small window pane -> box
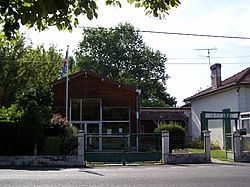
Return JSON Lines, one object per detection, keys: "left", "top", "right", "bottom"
{"left": 71, "top": 99, "right": 80, "bottom": 121}
{"left": 242, "top": 119, "right": 250, "bottom": 134}
{"left": 82, "top": 99, "right": 100, "bottom": 120}
{"left": 103, "top": 108, "right": 129, "bottom": 121}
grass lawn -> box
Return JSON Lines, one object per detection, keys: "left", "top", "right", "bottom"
{"left": 186, "top": 148, "right": 231, "bottom": 162}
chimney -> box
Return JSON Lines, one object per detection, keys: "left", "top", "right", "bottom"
{"left": 210, "top": 63, "right": 222, "bottom": 89}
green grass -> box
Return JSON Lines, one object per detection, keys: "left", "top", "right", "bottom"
{"left": 210, "top": 150, "right": 226, "bottom": 160}
{"left": 186, "top": 148, "right": 232, "bottom": 162}
{"left": 185, "top": 148, "right": 204, "bottom": 153}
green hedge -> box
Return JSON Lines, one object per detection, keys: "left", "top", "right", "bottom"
{"left": 155, "top": 121, "right": 185, "bottom": 151}
{"left": 42, "top": 136, "right": 62, "bottom": 155}
{"left": 0, "top": 120, "right": 19, "bottom": 155}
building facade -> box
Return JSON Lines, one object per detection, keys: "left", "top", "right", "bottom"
{"left": 184, "top": 64, "right": 250, "bottom": 148}
{"left": 52, "top": 70, "right": 140, "bottom": 150}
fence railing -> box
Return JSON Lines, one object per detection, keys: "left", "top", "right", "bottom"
{"left": 84, "top": 133, "right": 161, "bottom": 152}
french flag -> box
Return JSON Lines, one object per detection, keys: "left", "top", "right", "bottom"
{"left": 61, "top": 47, "right": 69, "bottom": 78}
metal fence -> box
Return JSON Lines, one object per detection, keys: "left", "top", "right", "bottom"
{"left": 84, "top": 133, "right": 161, "bottom": 152}
{"left": 84, "top": 133, "right": 162, "bottom": 164}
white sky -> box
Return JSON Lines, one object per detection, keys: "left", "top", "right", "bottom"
{"left": 22, "top": 0, "right": 250, "bottom": 106}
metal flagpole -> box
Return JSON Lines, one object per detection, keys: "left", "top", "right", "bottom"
{"left": 65, "top": 45, "right": 69, "bottom": 120}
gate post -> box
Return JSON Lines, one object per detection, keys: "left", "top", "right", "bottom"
{"left": 233, "top": 130, "right": 241, "bottom": 162}
{"left": 162, "top": 131, "right": 170, "bottom": 164}
{"left": 203, "top": 130, "right": 211, "bottom": 162}
{"left": 78, "top": 130, "right": 85, "bottom": 166}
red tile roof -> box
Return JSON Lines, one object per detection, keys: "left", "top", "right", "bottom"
{"left": 52, "top": 69, "right": 136, "bottom": 93}
{"left": 140, "top": 107, "right": 190, "bottom": 121}
{"left": 184, "top": 67, "right": 250, "bottom": 102}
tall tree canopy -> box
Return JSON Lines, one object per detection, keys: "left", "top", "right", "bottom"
{"left": 0, "top": 0, "right": 181, "bottom": 39}
{"left": 75, "top": 23, "right": 176, "bottom": 107}
{"left": 0, "top": 33, "right": 63, "bottom": 108}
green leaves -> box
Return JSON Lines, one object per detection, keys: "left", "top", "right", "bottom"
{"left": 1, "top": 0, "right": 181, "bottom": 39}
{"left": 75, "top": 23, "right": 177, "bottom": 107}
{"left": 0, "top": 34, "right": 62, "bottom": 108}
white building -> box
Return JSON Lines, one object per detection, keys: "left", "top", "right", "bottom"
{"left": 184, "top": 64, "right": 250, "bottom": 149}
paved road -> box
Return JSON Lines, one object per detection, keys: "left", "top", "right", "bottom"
{"left": 1, "top": 162, "right": 250, "bottom": 187}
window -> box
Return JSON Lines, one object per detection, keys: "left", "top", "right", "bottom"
{"left": 102, "top": 107, "right": 129, "bottom": 121}
{"left": 82, "top": 99, "right": 100, "bottom": 120}
{"left": 71, "top": 99, "right": 81, "bottom": 121}
{"left": 242, "top": 119, "right": 250, "bottom": 134}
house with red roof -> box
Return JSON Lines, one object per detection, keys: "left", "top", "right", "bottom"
{"left": 52, "top": 70, "right": 192, "bottom": 150}
{"left": 52, "top": 70, "right": 139, "bottom": 150}
{"left": 140, "top": 107, "right": 191, "bottom": 139}
{"left": 184, "top": 64, "right": 250, "bottom": 148}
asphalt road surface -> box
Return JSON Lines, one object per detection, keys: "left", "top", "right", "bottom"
{"left": 1, "top": 162, "right": 250, "bottom": 187}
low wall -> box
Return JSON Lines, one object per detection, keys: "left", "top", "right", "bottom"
{"left": 165, "top": 153, "right": 209, "bottom": 164}
{"left": 0, "top": 155, "right": 85, "bottom": 167}
{"left": 240, "top": 152, "right": 250, "bottom": 162}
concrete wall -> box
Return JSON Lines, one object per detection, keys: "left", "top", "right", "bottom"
{"left": 162, "top": 131, "right": 211, "bottom": 164}
{"left": 240, "top": 152, "right": 250, "bottom": 162}
{"left": 165, "top": 153, "right": 208, "bottom": 164}
{"left": 0, "top": 156, "right": 84, "bottom": 167}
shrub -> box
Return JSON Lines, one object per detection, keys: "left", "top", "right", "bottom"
{"left": 18, "top": 100, "right": 44, "bottom": 155}
{"left": 185, "top": 138, "right": 221, "bottom": 150}
{"left": 42, "top": 136, "right": 62, "bottom": 155}
{"left": 0, "top": 104, "right": 23, "bottom": 122}
{"left": 185, "top": 138, "right": 204, "bottom": 149}
{"left": 211, "top": 141, "right": 220, "bottom": 150}
{"left": 45, "top": 113, "right": 70, "bottom": 136}
{"left": 155, "top": 121, "right": 185, "bottom": 151}
{"left": 44, "top": 113, "right": 78, "bottom": 155}
{"left": 0, "top": 121, "right": 19, "bottom": 155}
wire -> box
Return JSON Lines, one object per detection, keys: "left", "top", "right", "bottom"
{"left": 138, "top": 30, "right": 250, "bottom": 40}
{"left": 78, "top": 26, "right": 250, "bottom": 40}
{"left": 168, "top": 55, "right": 250, "bottom": 60}
{"left": 165, "top": 62, "right": 250, "bottom": 65}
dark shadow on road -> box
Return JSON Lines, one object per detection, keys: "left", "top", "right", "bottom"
{"left": 0, "top": 165, "right": 90, "bottom": 171}
{"left": 79, "top": 169, "right": 104, "bottom": 176}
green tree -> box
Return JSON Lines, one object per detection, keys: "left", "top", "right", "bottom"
{"left": 18, "top": 100, "right": 44, "bottom": 155}
{"left": 75, "top": 23, "right": 176, "bottom": 106}
{"left": 0, "top": 34, "right": 28, "bottom": 107}
{"left": 0, "top": 0, "right": 181, "bottom": 39}
{"left": 16, "top": 44, "right": 63, "bottom": 123}
{"left": 0, "top": 33, "right": 63, "bottom": 123}
{"left": 16, "top": 44, "right": 62, "bottom": 107}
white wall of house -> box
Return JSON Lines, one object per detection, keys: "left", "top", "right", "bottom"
{"left": 190, "top": 87, "right": 240, "bottom": 149}
{"left": 238, "top": 85, "right": 250, "bottom": 112}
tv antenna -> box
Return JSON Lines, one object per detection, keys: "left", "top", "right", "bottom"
{"left": 194, "top": 48, "right": 217, "bottom": 67}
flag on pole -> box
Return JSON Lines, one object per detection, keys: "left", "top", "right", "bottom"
{"left": 61, "top": 47, "right": 69, "bottom": 78}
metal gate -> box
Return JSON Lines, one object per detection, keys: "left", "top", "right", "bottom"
{"left": 225, "top": 133, "right": 234, "bottom": 160}
{"left": 84, "top": 133, "right": 161, "bottom": 164}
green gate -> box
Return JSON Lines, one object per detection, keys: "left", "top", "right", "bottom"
{"left": 85, "top": 133, "right": 161, "bottom": 165}
{"left": 225, "top": 133, "right": 234, "bottom": 160}
{"left": 200, "top": 109, "right": 240, "bottom": 160}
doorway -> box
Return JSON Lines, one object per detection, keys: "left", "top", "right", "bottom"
{"left": 84, "top": 123, "right": 102, "bottom": 150}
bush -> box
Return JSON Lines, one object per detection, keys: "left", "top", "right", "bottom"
{"left": 185, "top": 138, "right": 204, "bottom": 149}
{"left": 42, "top": 136, "right": 62, "bottom": 155}
{"left": 211, "top": 141, "right": 220, "bottom": 150}
{"left": 44, "top": 113, "right": 78, "bottom": 155}
{"left": 155, "top": 121, "right": 185, "bottom": 151}
{"left": 0, "top": 121, "right": 19, "bottom": 155}
{"left": 18, "top": 100, "right": 44, "bottom": 155}
{"left": 0, "top": 104, "right": 23, "bottom": 122}
{"left": 185, "top": 138, "right": 221, "bottom": 150}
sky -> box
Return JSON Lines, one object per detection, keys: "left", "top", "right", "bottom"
{"left": 22, "top": 0, "right": 250, "bottom": 106}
